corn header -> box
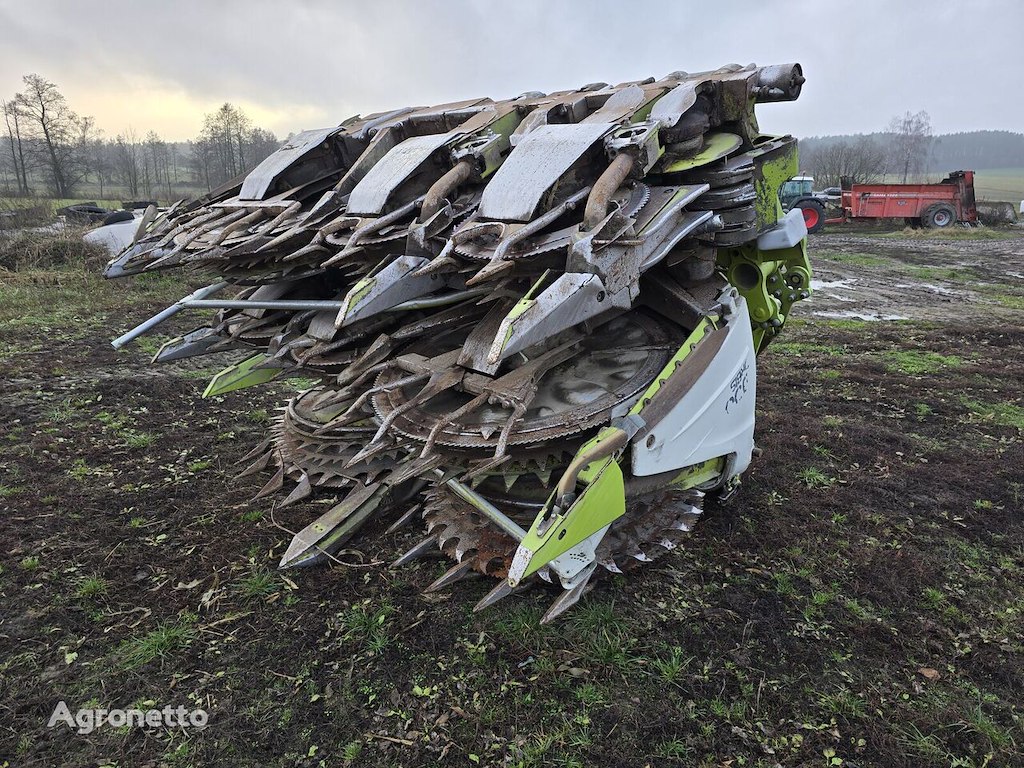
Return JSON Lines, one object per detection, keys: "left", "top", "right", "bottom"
{"left": 106, "top": 63, "right": 811, "bottom": 621}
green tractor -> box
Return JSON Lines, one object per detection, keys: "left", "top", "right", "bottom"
{"left": 779, "top": 175, "right": 827, "bottom": 233}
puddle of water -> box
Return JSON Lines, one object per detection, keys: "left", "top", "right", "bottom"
{"left": 810, "top": 278, "right": 860, "bottom": 303}
{"left": 814, "top": 310, "right": 907, "bottom": 322}
{"left": 894, "top": 282, "right": 957, "bottom": 296}
{"left": 811, "top": 278, "right": 857, "bottom": 290}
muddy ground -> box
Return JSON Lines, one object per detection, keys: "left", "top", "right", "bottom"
{"left": 1, "top": 230, "right": 1022, "bottom": 767}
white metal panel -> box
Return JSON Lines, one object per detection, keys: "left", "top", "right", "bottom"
{"left": 631, "top": 297, "right": 756, "bottom": 477}
{"left": 239, "top": 127, "right": 337, "bottom": 201}
{"left": 478, "top": 122, "right": 615, "bottom": 222}
{"left": 757, "top": 207, "right": 807, "bottom": 251}
{"left": 346, "top": 133, "right": 453, "bottom": 215}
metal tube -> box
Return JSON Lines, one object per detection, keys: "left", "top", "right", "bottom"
{"left": 493, "top": 187, "right": 590, "bottom": 261}
{"left": 555, "top": 428, "right": 628, "bottom": 501}
{"left": 421, "top": 160, "right": 473, "bottom": 220}
{"left": 389, "top": 288, "right": 488, "bottom": 310}
{"left": 754, "top": 63, "right": 804, "bottom": 102}
{"left": 583, "top": 153, "right": 635, "bottom": 230}
{"left": 111, "top": 281, "right": 229, "bottom": 349}
{"left": 187, "top": 299, "right": 345, "bottom": 311}
{"left": 182, "top": 288, "right": 489, "bottom": 314}
{"left": 444, "top": 477, "right": 527, "bottom": 541}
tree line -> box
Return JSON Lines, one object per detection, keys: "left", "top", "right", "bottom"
{"left": 801, "top": 114, "right": 1024, "bottom": 189}
{"left": 2, "top": 74, "right": 280, "bottom": 202}
{"left": 799, "top": 111, "right": 936, "bottom": 189}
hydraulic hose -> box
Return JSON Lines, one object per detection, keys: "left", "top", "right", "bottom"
{"left": 420, "top": 160, "right": 473, "bottom": 221}
{"left": 583, "top": 153, "right": 635, "bottom": 230}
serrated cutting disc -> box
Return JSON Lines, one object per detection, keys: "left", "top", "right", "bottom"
{"left": 372, "top": 311, "right": 679, "bottom": 451}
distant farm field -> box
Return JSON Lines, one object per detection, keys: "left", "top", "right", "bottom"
{"left": 970, "top": 168, "right": 1024, "bottom": 203}
{"left": 881, "top": 169, "right": 1024, "bottom": 203}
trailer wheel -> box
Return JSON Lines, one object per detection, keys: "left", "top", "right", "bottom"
{"left": 922, "top": 203, "right": 957, "bottom": 229}
{"left": 796, "top": 199, "right": 826, "bottom": 233}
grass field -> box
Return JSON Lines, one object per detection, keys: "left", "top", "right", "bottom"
{"left": 1, "top": 180, "right": 210, "bottom": 213}
{"left": 1, "top": 197, "right": 127, "bottom": 213}
{"left": 0, "top": 233, "right": 1022, "bottom": 767}
{"left": 881, "top": 169, "right": 1024, "bottom": 203}
{"left": 970, "top": 168, "right": 1024, "bottom": 203}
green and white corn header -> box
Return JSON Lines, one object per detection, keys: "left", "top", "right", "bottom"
{"left": 106, "top": 63, "right": 812, "bottom": 621}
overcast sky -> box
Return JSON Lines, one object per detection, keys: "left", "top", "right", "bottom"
{"left": 1, "top": 0, "right": 1020, "bottom": 142}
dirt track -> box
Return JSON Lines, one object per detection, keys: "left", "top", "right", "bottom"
{"left": 1, "top": 233, "right": 1022, "bottom": 767}
{"left": 807, "top": 231, "right": 1024, "bottom": 322}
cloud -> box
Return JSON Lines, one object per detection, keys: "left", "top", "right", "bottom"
{"left": 0, "top": 0, "right": 1021, "bottom": 140}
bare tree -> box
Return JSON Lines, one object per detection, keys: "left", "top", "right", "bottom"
{"left": 191, "top": 103, "right": 277, "bottom": 190}
{"left": 144, "top": 131, "right": 175, "bottom": 201}
{"left": 167, "top": 142, "right": 179, "bottom": 198}
{"left": 805, "top": 135, "right": 888, "bottom": 188}
{"left": 15, "top": 74, "right": 94, "bottom": 197}
{"left": 88, "top": 135, "right": 115, "bottom": 199}
{"left": 887, "top": 110, "right": 932, "bottom": 183}
{"left": 248, "top": 127, "right": 279, "bottom": 167}
{"left": 2, "top": 99, "right": 31, "bottom": 195}
{"left": 113, "top": 129, "right": 142, "bottom": 197}
{"left": 188, "top": 137, "right": 213, "bottom": 192}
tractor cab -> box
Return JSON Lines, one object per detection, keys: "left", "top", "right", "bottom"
{"left": 779, "top": 176, "right": 814, "bottom": 210}
{"left": 778, "top": 175, "right": 826, "bottom": 233}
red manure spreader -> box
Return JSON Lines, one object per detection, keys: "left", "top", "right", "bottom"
{"left": 783, "top": 171, "right": 978, "bottom": 233}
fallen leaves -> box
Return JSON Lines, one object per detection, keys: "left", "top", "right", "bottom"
{"left": 917, "top": 666, "right": 941, "bottom": 681}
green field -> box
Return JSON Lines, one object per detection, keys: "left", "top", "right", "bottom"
{"left": 1, "top": 182, "right": 208, "bottom": 214}
{"left": 970, "top": 168, "right": 1024, "bottom": 202}
{"left": 2, "top": 229, "right": 1023, "bottom": 768}
{"left": 882, "top": 169, "right": 1024, "bottom": 203}
{"left": 5, "top": 169, "right": 1023, "bottom": 217}
{"left": 0, "top": 197, "right": 127, "bottom": 215}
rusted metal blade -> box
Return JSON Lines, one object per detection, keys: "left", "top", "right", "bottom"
{"left": 279, "top": 481, "right": 384, "bottom": 568}
{"left": 462, "top": 453, "right": 512, "bottom": 481}
{"left": 254, "top": 222, "right": 309, "bottom": 253}
{"left": 464, "top": 258, "right": 514, "bottom": 286}
{"left": 424, "top": 558, "right": 478, "bottom": 593}
{"left": 387, "top": 455, "right": 444, "bottom": 486}
{"left": 279, "top": 474, "right": 312, "bottom": 507}
{"left": 152, "top": 326, "right": 224, "bottom": 362}
{"left": 420, "top": 392, "right": 488, "bottom": 458}
{"left": 411, "top": 252, "right": 458, "bottom": 278}
{"left": 281, "top": 237, "right": 330, "bottom": 263}
{"left": 211, "top": 209, "right": 266, "bottom": 245}
{"left": 237, "top": 438, "right": 272, "bottom": 465}
{"left": 540, "top": 566, "right": 597, "bottom": 624}
{"left": 345, "top": 439, "right": 397, "bottom": 469}
{"left": 326, "top": 370, "right": 431, "bottom": 432}
{"left": 472, "top": 579, "right": 516, "bottom": 613}
{"left": 384, "top": 504, "right": 422, "bottom": 535}
{"left": 391, "top": 536, "right": 441, "bottom": 568}
{"left": 235, "top": 450, "right": 274, "bottom": 479}
{"left": 253, "top": 464, "right": 285, "bottom": 499}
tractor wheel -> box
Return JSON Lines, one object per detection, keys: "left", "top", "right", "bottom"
{"left": 922, "top": 203, "right": 957, "bottom": 229}
{"left": 796, "top": 199, "right": 826, "bottom": 233}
